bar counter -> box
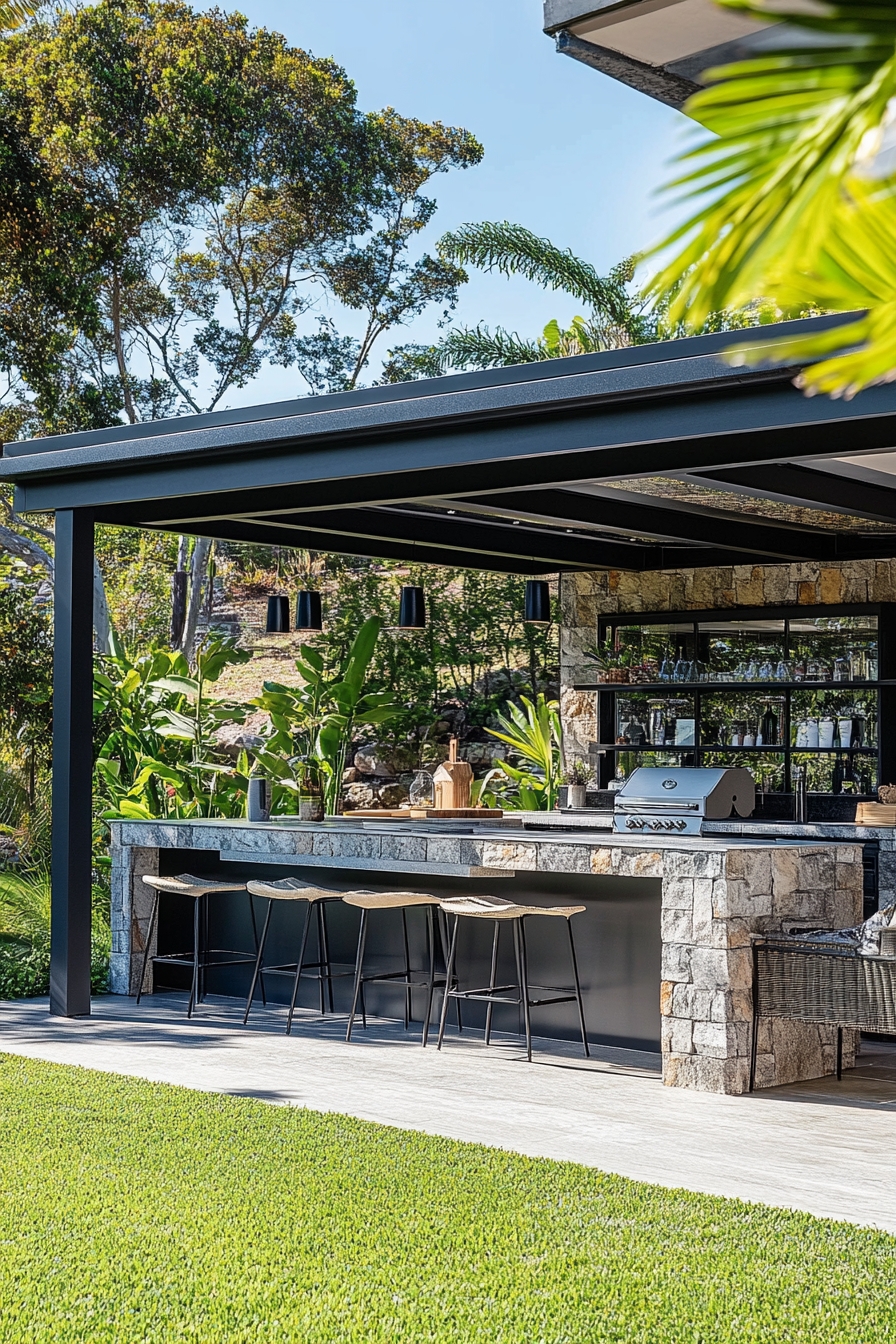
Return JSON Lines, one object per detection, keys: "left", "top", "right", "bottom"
{"left": 109, "top": 815, "right": 864, "bottom": 1095}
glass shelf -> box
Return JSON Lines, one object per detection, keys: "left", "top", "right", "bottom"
{"left": 574, "top": 680, "right": 887, "bottom": 693}
{"left": 592, "top": 605, "right": 887, "bottom": 796}
{"left": 593, "top": 744, "right": 877, "bottom": 753}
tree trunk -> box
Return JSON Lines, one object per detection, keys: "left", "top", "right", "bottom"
{"left": 92, "top": 556, "right": 113, "bottom": 654}
{"left": 170, "top": 535, "right": 188, "bottom": 646}
{"left": 178, "top": 535, "right": 211, "bottom": 659}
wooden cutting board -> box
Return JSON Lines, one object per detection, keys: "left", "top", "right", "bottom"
{"left": 856, "top": 802, "right": 896, "bottom": 825}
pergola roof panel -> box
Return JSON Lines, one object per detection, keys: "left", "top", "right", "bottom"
{"left": 6, "top": 316, "right": 896, "bottom": 576}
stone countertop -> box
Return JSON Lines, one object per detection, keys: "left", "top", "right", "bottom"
{"left": 108, "top": 818, "right": 848, "bottom": 885}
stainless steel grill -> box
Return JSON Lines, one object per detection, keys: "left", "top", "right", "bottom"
{"left": 612, "top": 767, "right": 755, "bottom": 836}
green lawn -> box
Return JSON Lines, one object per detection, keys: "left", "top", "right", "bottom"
{"left": 1, "top": 1055, "right": 894, "bottom": 1342}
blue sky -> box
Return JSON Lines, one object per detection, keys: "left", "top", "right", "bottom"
{"left": 231, "top": 0, "right": 691, "bottom": 403}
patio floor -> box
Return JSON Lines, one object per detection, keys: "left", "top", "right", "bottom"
{"left": 2, "top": 993, "right": 895, "bottom": 1233}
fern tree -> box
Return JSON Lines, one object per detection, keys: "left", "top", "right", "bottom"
{"left": 649, "top": 0, "right": 896, "bottom": 398}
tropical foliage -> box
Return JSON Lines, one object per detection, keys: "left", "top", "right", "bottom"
{"left": 94, "top": 638, "right": 253, "bottom": 820}
{"left": 383, "top": 220, "right": 771, "bottom": 379}
{"left": 252, "top": 618, "right": 401, "bottom": 816}
{"left": 480, "top": 694, "right": 564, "bottom": 811}
{"left": 649, "top": 0, "right": 896, "bottom": 398}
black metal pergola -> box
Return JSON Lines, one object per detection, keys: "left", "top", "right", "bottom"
{"left": 7, "top": 314, "right": 896, "bottom": 1016}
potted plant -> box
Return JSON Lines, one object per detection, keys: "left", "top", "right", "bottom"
{"left": 562, "top": 758, "right": 594, "bottom": 809}
{"left": 297, "top": 757, "right": 325, "bottom": 822}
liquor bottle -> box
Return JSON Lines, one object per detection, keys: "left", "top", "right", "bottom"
{"left": 758, "top": 703, "right": 778, "bottom": 747}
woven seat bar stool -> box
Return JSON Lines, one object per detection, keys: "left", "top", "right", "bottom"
{"left": 436, "top": 895, "right": 589, "bottom": 1062}
{"left": 244, "top": 879, "right": 354, "bottom": 1032}
{"left": 342, "top": 890, "right": 455, "bottom": 1045}
{"left": 136, "top": 873, "right": 257, "bottom": 1018}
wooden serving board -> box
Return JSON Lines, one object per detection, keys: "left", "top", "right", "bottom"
{"left": 856, "top": 802, "right": 896, "bottom": 825}
{"left": 409, "top": 808, "right": 503, "bottom": 819}
{"left": 341, "top": 808, "right": 503, "bottom": 820}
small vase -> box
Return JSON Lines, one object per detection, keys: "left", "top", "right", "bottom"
{"left": 566, "top": 784, "right": 587, "bottom": 809}
{"left": 247, "top": 777, "right": 271, "bottom": 822}
{"left": 298, "top": 796, "right": 325, "bottom": 822}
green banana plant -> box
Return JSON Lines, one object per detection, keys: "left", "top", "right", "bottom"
{"left": 95, "top": 637, "right": 252, "bottom": 819}
{"left": 483, "top": 694, "right": 563, "bottom": 811}
{"left": 252, "top": 617, "right": 400, "bottom": 815}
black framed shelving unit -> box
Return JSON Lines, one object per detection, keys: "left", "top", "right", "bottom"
{"left": 575, "top": 604, "right": 896, "bottom": 798}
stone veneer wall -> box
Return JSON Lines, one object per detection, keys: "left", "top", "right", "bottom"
{"left": 559, "top": 558, "right": 896, "bottom": 759}
{"left": 110, "top": 820, "right": 863, "bottom": 1095}
{"left": 659, "top": 841, "right": 862, "bottom": 1093}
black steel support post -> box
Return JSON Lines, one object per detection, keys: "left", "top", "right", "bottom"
{"left": 50, "top": 509, "right": 95, "bottom": 1017}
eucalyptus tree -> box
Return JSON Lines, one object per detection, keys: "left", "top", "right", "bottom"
{"left": 0, "top": 0, "right": 481, "bottom": 650}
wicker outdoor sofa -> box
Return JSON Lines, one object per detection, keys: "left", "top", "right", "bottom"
{"left": 750, "top": 909, "right": 896, "bottom": 1091}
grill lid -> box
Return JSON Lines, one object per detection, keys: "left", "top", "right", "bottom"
{"left": 614, "top": 767, "right": 755, "bottom": 820}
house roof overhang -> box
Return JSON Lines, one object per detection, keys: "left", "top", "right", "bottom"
{"left": 6, "top": 314, "right": 896, "bottom": 577}
{"left": 543, "top": 0, "right": 784, "bottom": 110}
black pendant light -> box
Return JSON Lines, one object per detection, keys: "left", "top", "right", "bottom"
{"left": 524, "top": 579, "right": 551, "bottom": 625}
{"left": 265, "top": 595, "right": 291, "bottom": 634}
{"left": 398, "top": 584, "right": 426, "bottom": 629}
{"left": 295, "top": 589, "right": 323, "bottom": 632}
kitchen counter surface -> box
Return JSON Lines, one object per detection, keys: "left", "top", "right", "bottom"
{"left": 108, "top": 817, "right": 864, "bottom": 1096}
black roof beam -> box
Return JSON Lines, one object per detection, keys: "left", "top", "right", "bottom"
{"left": 226, "top": 505, "right": 652, "bottom": 570}
{"left": 145, "top": 505, "right": 773, "bottom": 567}
{"left": 18, "top": 377, "right": 896, "bottom": 518}
{"left": 440, "top": 487, "right": 840, "bottom": 561}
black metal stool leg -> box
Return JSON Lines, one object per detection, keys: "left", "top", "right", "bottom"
{"left": 422, "top": 905, "right": 437, "bottom": 1048}
{"left": 247, "top": 892, "right": 266, "bottom": 1007}
{"left": 566, "top": 918, "right": 590, "bottom": 1058}
{"left": 243, "top": 898, "right": 274, "bottom": 1025}
{"left": 516, "top": 919, "right": 533, "bottom": 1062}
{"left": 315, "top": 902, "right": 326, "bottom": 1014}
{"left": 320, "top": 900, "right": 335, "bottom": 1013}
{"left": 484, "top": 920, "right": 500, "bottom": 1046}
{"left": 437, "top": 914, "right": 460, "bottom": 1050}
{"left": 287, "top": 901, "right": 314, "bottom": 1035}
{"left": 836, "top": 1025, "right": 843, "bottom": 1080}
{"left": 187, "top": 895, "right": 201, "bottom": 1018}
{"left": 135, "top": 890, "right": 160, "bottom": 1005}
{"left": 346, "top": 909, "right": 369, "bottom": 1043}
{"left": 401, "top": 907, "right": 412, "bottom": 1029}
{"left": 438, "top": 909, "right": 462, "bottom": 1031}
{"left": 198, "top": 892, "right": 208, "bottom": 1004}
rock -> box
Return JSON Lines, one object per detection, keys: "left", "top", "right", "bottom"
{"left": 214, "top": 721, "right": 265, "bottom": 755}
{"left": 354, "top": 746, "right": 390, "bottom": 775}
{"left": 376, "top": 782, "right": 408, "bottom": 808}
{"left": 342, "top": 767, "right": 361, "bottom": 784}
{"left": 342, "top": 783, "right": 377, "bottom": 810}
{"left": 459, "top": 742, "right": 504, "bottom": 767}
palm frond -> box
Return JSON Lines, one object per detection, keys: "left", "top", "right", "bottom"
{"left": 439, "top": 324, "right": 547, "bottom": 370}
{"left": 0, "top": 0, "right": 36, "bottom": 31}
{"left": 648, "top": 0, "right": 896, "bottom": 395}
{"left": 440, "top": 221, "right": 635, "bottom": 322}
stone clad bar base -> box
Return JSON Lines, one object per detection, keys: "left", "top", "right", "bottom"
{"left": 656, "top": 843, "right": 862, "bottom": 1094}
{"left": 109, "top": 821, "right": 863, "bottom": 1096}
